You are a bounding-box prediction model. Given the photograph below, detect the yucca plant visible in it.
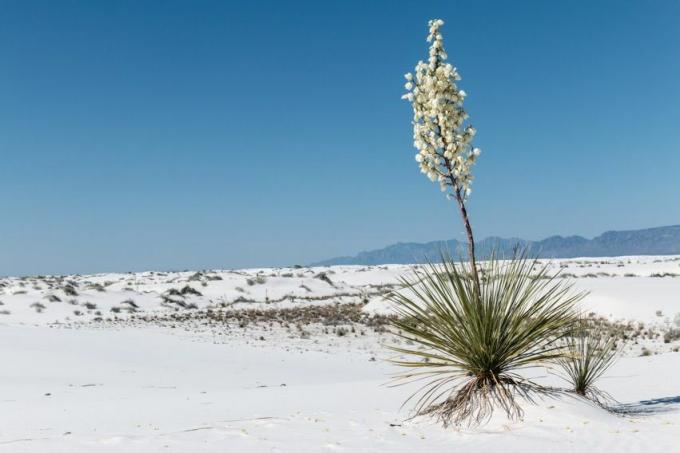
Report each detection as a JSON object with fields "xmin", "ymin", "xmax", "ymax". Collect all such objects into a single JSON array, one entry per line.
[
  {"xmin": 557, "ymin": 320, "xmax": 619, "ymax": 405},
  {"xmin": 396, "ymin": 19, "xmax": 586, "ymax": 426},
  {"xmin": 388, "ymin": 253, "xmax": 584, "ymax": 426}
]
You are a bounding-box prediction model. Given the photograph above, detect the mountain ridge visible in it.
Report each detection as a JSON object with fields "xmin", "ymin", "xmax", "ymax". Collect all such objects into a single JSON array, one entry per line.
[{"xmin": 312, "ymin": 225, "xmax": 680, "ymax": 266}]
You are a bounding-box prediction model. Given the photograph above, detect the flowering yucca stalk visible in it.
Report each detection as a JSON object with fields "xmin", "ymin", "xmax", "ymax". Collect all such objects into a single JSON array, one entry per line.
[{"xmin": 402, "ymin": 19, "xmax": 481, "ymax": 285}]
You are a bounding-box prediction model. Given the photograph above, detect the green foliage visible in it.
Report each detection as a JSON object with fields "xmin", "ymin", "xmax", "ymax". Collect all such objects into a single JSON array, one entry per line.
[
  {"xmin": 557, "ymin": 320, "xmax": 619, "ymax": 405},
  {"xmin": 388, "ymin": 253, "xmax": 583, "ymax": 426}
]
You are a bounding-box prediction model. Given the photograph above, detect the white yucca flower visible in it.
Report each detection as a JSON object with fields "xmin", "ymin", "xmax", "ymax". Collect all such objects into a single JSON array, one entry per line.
[{"xmin": 402, "ymin": 19, "xmax": 481, "ymax": 201}]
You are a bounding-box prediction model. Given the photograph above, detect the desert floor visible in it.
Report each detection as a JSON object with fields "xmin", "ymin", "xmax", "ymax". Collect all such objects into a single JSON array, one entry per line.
[{"xmin": 2, "ymin": 256, "xmax": 680, "ymax": 452}]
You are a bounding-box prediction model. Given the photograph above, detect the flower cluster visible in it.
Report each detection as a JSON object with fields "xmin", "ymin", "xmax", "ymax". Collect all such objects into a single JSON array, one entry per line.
[{"xmin": 402, "ymin": 19, "xmax": 481, "ymax": 200}]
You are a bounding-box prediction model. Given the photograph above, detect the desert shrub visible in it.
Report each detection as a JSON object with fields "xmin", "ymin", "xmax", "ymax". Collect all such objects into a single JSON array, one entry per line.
[
  {"xmin": 314, "ymin": 272, "xmax": 334, "ymax": 286},
  {"xmin": 179, "ymin": 285, "xmax": 202, "ymax": 296},
  {"xmin": 188, "ymin": 272, "xmax": 203, "ymax": 282},
  {"xmin": 246, "ymin": 275, "xmax": 267, "ymax": 286},
  {"xmin": 121, "ymin": 299, "xmax": 139, "ymax": 308},
  {"xmin": 664, "ymin": 329, "xmax": 680, "ymax": 343},
  {"xmin": 556, "ymin": 321, "xmax": 619, "ymax": 405},
  {"xmin": 388, "ymin": 253, "xmax": 582, "ymax": 426},
  {"xmin": 88, "ymin": 283, "xmax": 106, "ymax": 292}
]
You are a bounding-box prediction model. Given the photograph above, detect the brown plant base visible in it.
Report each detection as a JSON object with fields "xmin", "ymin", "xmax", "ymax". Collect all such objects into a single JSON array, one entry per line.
[
  {"xmin": 419, "ymin": 373, "xmax": 548, "ymax": 427},
  {"xmin": 571, "ymin": 387, "xmax": 618, "ymax": 410}
]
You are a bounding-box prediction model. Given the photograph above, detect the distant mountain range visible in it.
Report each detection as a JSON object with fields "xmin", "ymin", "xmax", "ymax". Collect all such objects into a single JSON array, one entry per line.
[{"xmin": 312, "ymin": 225, "xmax": 680, "ymax": 266}]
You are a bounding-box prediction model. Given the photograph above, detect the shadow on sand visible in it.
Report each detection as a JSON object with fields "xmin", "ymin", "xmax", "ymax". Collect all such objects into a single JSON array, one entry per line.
[{"xmin": 611, "ymin": 395, "xmax": 680, "ymax": 416}]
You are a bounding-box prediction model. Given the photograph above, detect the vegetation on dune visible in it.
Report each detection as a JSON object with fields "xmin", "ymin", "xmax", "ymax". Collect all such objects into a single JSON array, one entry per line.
[
  {"xmin": 394, "ymin": 18, "xmax": 586, "ymax": 426},
  {"xmin": 388, "ymin": 254, "xmax": 583, "ymax": 426},
  {"xmin": 557, "ymin": 319, "xmax": 619, "ymax": 405}
]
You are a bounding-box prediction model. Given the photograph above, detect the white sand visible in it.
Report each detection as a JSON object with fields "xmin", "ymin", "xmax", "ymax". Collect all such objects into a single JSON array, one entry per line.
[{"xmin": 2, "ymin": 255, "xmax": 680, "ymax": 452}]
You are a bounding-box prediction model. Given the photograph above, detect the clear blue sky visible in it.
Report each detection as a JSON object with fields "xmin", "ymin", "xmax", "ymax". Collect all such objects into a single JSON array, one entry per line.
[{"xmin": 1, "ymin": 0, "xmax": 679, "ymax": 275}]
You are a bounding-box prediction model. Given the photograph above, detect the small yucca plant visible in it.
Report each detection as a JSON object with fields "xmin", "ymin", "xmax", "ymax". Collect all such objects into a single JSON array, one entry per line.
[
  {"xmin": 557, "ymin": 320, "xmax": 619, "ymax": 405},
  {"xmin": 388, "ymin": 253, "xmax": 583, "ymax": 426}
]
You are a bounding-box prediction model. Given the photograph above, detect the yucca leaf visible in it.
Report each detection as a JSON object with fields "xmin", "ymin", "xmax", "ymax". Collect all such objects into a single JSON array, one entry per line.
[{"xmin": 387, "ymin": 250, "xmax": 584, "ymax": 426}]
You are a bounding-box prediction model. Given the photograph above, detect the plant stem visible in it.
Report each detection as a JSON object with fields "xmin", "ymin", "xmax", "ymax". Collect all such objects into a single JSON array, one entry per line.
[
  {"xmin": 438, "ymin": 134, "xmax": 480, "ymax": 292},
  {"xmin": 454, "ymin": 187, "xmax": 480, "ymax": 292}
]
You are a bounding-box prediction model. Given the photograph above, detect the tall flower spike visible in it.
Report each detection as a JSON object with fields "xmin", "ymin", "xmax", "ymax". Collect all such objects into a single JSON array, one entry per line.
[{"xmin": 402, "ymin": 19, "xmax": 481, "ymax": 202}]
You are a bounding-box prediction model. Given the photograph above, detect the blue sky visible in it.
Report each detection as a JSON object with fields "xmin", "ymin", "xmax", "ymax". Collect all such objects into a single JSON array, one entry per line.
[{"xmin": 1, "ymin": 0, "xmax": 679, "ymax": 275}]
